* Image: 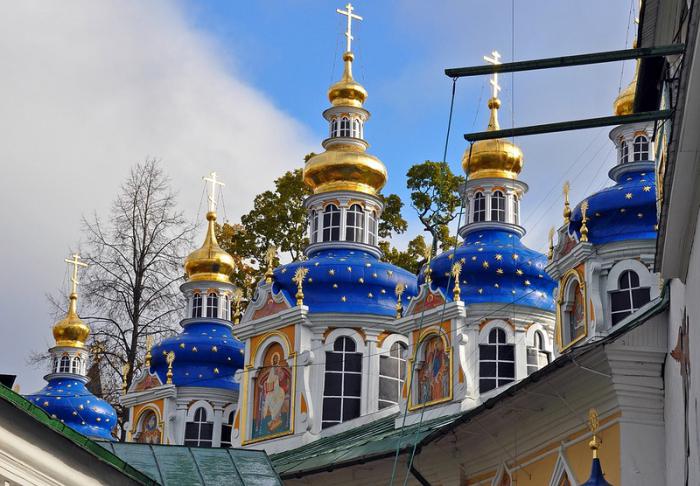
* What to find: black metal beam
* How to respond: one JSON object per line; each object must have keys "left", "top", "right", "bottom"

{"left": 464, "top": 110, "right": 672, "bottom": 142}
{"left": 445, "top": 44, "right": 685, "bottom": 78}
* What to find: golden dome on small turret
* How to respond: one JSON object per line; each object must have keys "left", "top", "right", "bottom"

{"left": 53, "top": 293, "right": 90, "bottom": 348}
{"left": 462, "top": 97, "right": 524, "bottom": 180}
{"left": 184, "top": 211, "right": 235, "bottom": 284}
{"left": 613, "top": 73, "right": 637, "bottom": 116}
{"left": 303, "top": 48, "right": 387, "bottom": 196}
{"left": 328, "top": 52, "right": 368, "bottom": 108}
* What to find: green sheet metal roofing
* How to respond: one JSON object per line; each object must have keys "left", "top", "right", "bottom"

{"left": 0, "top": 383, "right": 156, "bottom": 485}
{"left": 271, "top": 412, "right": 462, "bottom": 478}
{"left": 100, "top": 442, "right": 283, "bottom": 486}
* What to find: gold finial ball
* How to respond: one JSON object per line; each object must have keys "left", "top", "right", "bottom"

{"left": 463, "top": 137, "right": 524, "bottom": 181}
{"left": 303, "top": 150, "right": 387, "bottom": 195}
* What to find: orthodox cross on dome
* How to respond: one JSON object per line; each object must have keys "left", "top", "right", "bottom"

{"left": 483, "top": 50, "right": 502, "bottom": 99}
{"left": 203, "top": 171, "right": 225, "bottom": 213}
{"left": 337, "top": 3, "right": 363, "bottom": 53}
{"left": 64, "top": 254, "right": 88, "bottom": 295}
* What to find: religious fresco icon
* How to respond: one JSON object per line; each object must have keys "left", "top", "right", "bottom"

{"left": 136, "top": 410, "right": 161, "bottom": 444}
{"left": 252, "top": 343, "right": 292, "bottom": 440}
{"left": 416, "top": 335, "right": 450, "bottom": 405}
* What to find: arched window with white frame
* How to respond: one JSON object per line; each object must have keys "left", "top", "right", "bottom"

{"left": 184, "top": 407, "right": 213, "bottom": 447}
{"left": 379, "top": 342, "right": 407, "bottom": 409}
{"left": 479, "top": 328, "right": 514, "bottom": 392}
{"left": 527, "top": 331, "right": 550, "bottom": 375}
{"left": 322, "top": 336, "right": 362, "bottom": 429}
{"left": 473, "top": 192, "right": 486, "bottom": 222}
{"left": 620, "top": 139, "right": 629, "bottom": 164}
{"left": 491, "top": 191, "right": 506, "bottom": 222}
{"left": 331, "top": 119, "right": 338, "bottom": 137}
{"left": 322, "top": 204, "right": 341, "bottom": 241}
{"left": 310, "top": 210, "right": 319, "bottom": 243}
{"left": 52, "top": 357, "right": 58, "bottom": 373}
{"left": 206, "top": 292, "right": 218, "bottom": 318}
{"left": 220, "top": 408, "right": 235, "bottom": 448}
{"left": 339, "top": 117, "right": 351, "bottom": 137}
{"left": 221, "top": 295, "right": 230, "bottom": 320}
{"left": 352, "top": 119, "right": 360, "bottom": 138}
{"left": 192, "top": 292, "right": 202, "bottom": 318}
{"left": 367, "top": 210, "right": 377, "bottom": 246}
{"left": 610, "top": 270, "right": 651, "bottom": 325}
{"left": 345, "top": 204, "right": 365, "bottom": 242}
{"left": 71, "top": 356, "right": 82, "bottom": 374}
{"left": 59, "top": 355, "right": 71, "bottom": 373}
{"left": 633, "top": 135, "right": 649, "bottom": 161}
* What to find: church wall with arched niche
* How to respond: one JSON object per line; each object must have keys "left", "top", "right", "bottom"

{"left": 407, "top": 326, "right": 453, "bottom": 411}
{"left": 129, "top": 400, "right": 164, "bottom": 444}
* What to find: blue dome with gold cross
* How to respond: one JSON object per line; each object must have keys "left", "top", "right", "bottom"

{"left": 26, "top": 378, "right": 117, "bottom": 441}
{"left": 271, "top": 248, "right": 418, "bottom": 316}
{"left": 568, "top": 162, "right": 657, "bottom": 245}
{"left": 422, "top": 229, "right": 556, "bottom": 312}
{"left": 149, "top": 320, "right": 245, "bottom": 391}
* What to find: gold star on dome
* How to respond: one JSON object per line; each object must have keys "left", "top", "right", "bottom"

{"left": 525, "top": 280, "right": 531, "bottom": 286}
{"left": 621, "top": 208, "right": 626, "bottom": 213}
{"left": 625, "top": 193, "right": 633, "bottom": 199}
{"left": 496, "top": 268, "right": 504, "bottom": 274}
{"left": 472, "top": 256, "right": 477, "bottom": 261}
{"left": 512, "top": 254, "right": 519, "bottom": 260}
{"left": 341, "top": 296, "right": 347, "bottom": 302}
{"left": 314, "top": 262, "right": 319, "bottom": 266}
{"left": 516, "top": 269, "right": 523, "bottom": 275}
{"left": 638, "top": 213, "right": 644, "bottom": 218}
{"left": 643, "top": 186, "right": 652, "bottom": 192}
{"left": 368, "top": 292, "right": 373, "bottom": 298}
{"left": 494, "top": 283, "right": 500, "bottom": 288}
{"left": 358, "top": 277, "right": 364, "bottom": 283}
{"left": 365, "top": 263, "right": 371, "bottom": 267}
{"left": 482, "top": 261, "right": 489, "bottom": 269}
{"left": 448, "top": 254, "right": 454, "bottom": 260}
{"left": 328, "top": 269, "right": 335, "bottom": 276}
{"left": 214, "top": 368, "right": 219, "bottom": 374}
{"left": 308, "top": 277, "right": 313, "bottom": 283}
{"left": 372, "top": 272, "right": 378, "bottom": 278}
{"left": 179, "top": 343, "right": 185, "bottom": 349}
{"left": 347, "top": 266, "right": 352, "bottom": 272}
{"left": 381, "top": 289, "right": 386, "bottom": 294}
{"left": 495, "top": 254, "right": 503, "bottom": 261}
{"left": 333, "top": 283, "right": 338, "bottom": 288}
{"left": 478, "top": 288, "right": 483, "bottom": 294}
{"left": 387, "top": 270, "right": 394, "bottom": 277}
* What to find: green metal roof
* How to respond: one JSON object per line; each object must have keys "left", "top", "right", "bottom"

{"left": 271, "top": 413, "right": 462, "bottom": 479}
{"left": 100, "top": 442, "right": 283, "bottom": 486}
{"left": 0, "top": 384, "right": 156, "bottom": 485}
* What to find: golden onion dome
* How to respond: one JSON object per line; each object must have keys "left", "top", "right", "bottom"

{"left": 184, "top": 211, "right": 235, "bottom": 284}
{"left": 52, "top": 293, "right": 90, "bottom": 348}
{"left": 462, "top": 97, "right": 524, "bottom": 180}
{"left": 328, "top": 52, "right": 367, "bottom": 108}
{"left": 304, "top": 143, "right": 387, "bottom": 195}
{"left": 613, "top": 74, "right": 637, "bottom": 116}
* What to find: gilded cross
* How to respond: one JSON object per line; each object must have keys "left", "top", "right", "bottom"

{"left": 64, "top": 254, "right": 88, "bottom": 295}
{"left": 202, "top": 171, "right": 225, "bottom": 213}
{"left": 337, "top": 3, "right": 363, "bottom": 53}
{"left": 483, "top": 50, "right": 502, "bottom": 99}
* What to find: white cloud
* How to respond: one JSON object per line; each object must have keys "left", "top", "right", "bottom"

{"left": 0, "top": 1, "right": 314, "bottom": 392}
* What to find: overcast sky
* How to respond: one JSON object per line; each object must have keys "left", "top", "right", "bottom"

{"left": 0, "top": 1, "right": 636, "bottom": 393}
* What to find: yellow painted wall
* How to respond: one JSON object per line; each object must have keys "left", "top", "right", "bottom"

{"left": 467, "top": 421, "right": 620, "bottom": 485}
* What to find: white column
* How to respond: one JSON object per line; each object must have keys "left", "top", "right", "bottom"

{"left": 514, "top": 327, "right": 528, "bottom": 381}
{"left": 212, "top": 405, "right": 224, "bottom": 447}
{"left": 364, "top": 331, "right": 380, "bottom": 415}
{"left": 309, "top": 331, "right": 325, "bottom": 434}
{"left": 485, "top": 190, "right": 492, "bottom": 221}
{"left": 339, "top": 207, "right": 347, "bottom": 242}
{"left": 506, "top": 193, "right": 514, "bottom": 224}
{"left": 175, "top": 402, "right": 188, "bottom": 445}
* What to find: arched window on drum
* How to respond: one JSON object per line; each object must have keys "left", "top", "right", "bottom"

{"left": 479, "top": 328, "right": 514, "bottom": 392}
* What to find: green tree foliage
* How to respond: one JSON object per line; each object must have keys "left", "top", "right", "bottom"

{"left": 379, "top": 235, "right": 428, "bottom": 274}
{"left": 406, "top": 161, "right": 465, "bottom": 255}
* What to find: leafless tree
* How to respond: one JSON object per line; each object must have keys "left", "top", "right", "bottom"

{"left": 80, "top": 158, "right": 192, "bottom": 437}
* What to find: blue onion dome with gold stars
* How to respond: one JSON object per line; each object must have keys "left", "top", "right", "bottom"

{"left": 26, "top": 379, "right": 117, "bottom": 441}
{"left": 149, "top": 322, "right": 244, "bottom": 390}
{"left": 568, "top": 70, "right": 657, "bottom": 245}
{"left": 568, "top": 165, "right": 656, "bottom": 245}
{"left": 149, "top": 200, "right": 244, "bottom": 391}
{"left": 271, "top": 249, "right": 418, "bottom": 316}
{"left": 421, "top": 53, "right": 555, "bottom": 312}
{"left": 420, "top": 230, "right": 556, "bottom": 311}
{"left": 26, "top": 255, "right": 117, "bottom": 441}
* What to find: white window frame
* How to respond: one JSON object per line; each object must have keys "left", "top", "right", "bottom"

{"left": 491, "top": 190, "right": 506, "bottom": 222}
{"left": 633, "top": 135, "right": 649, "bottom": 161}
{"left": 473, "top": 192, "right": 486, "bottom": 222}
{"left": 345, "top": 204, "right": 365, "bottom": 243}
{"left": 322, "top": 204, "right": 341, "bottom": 242}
